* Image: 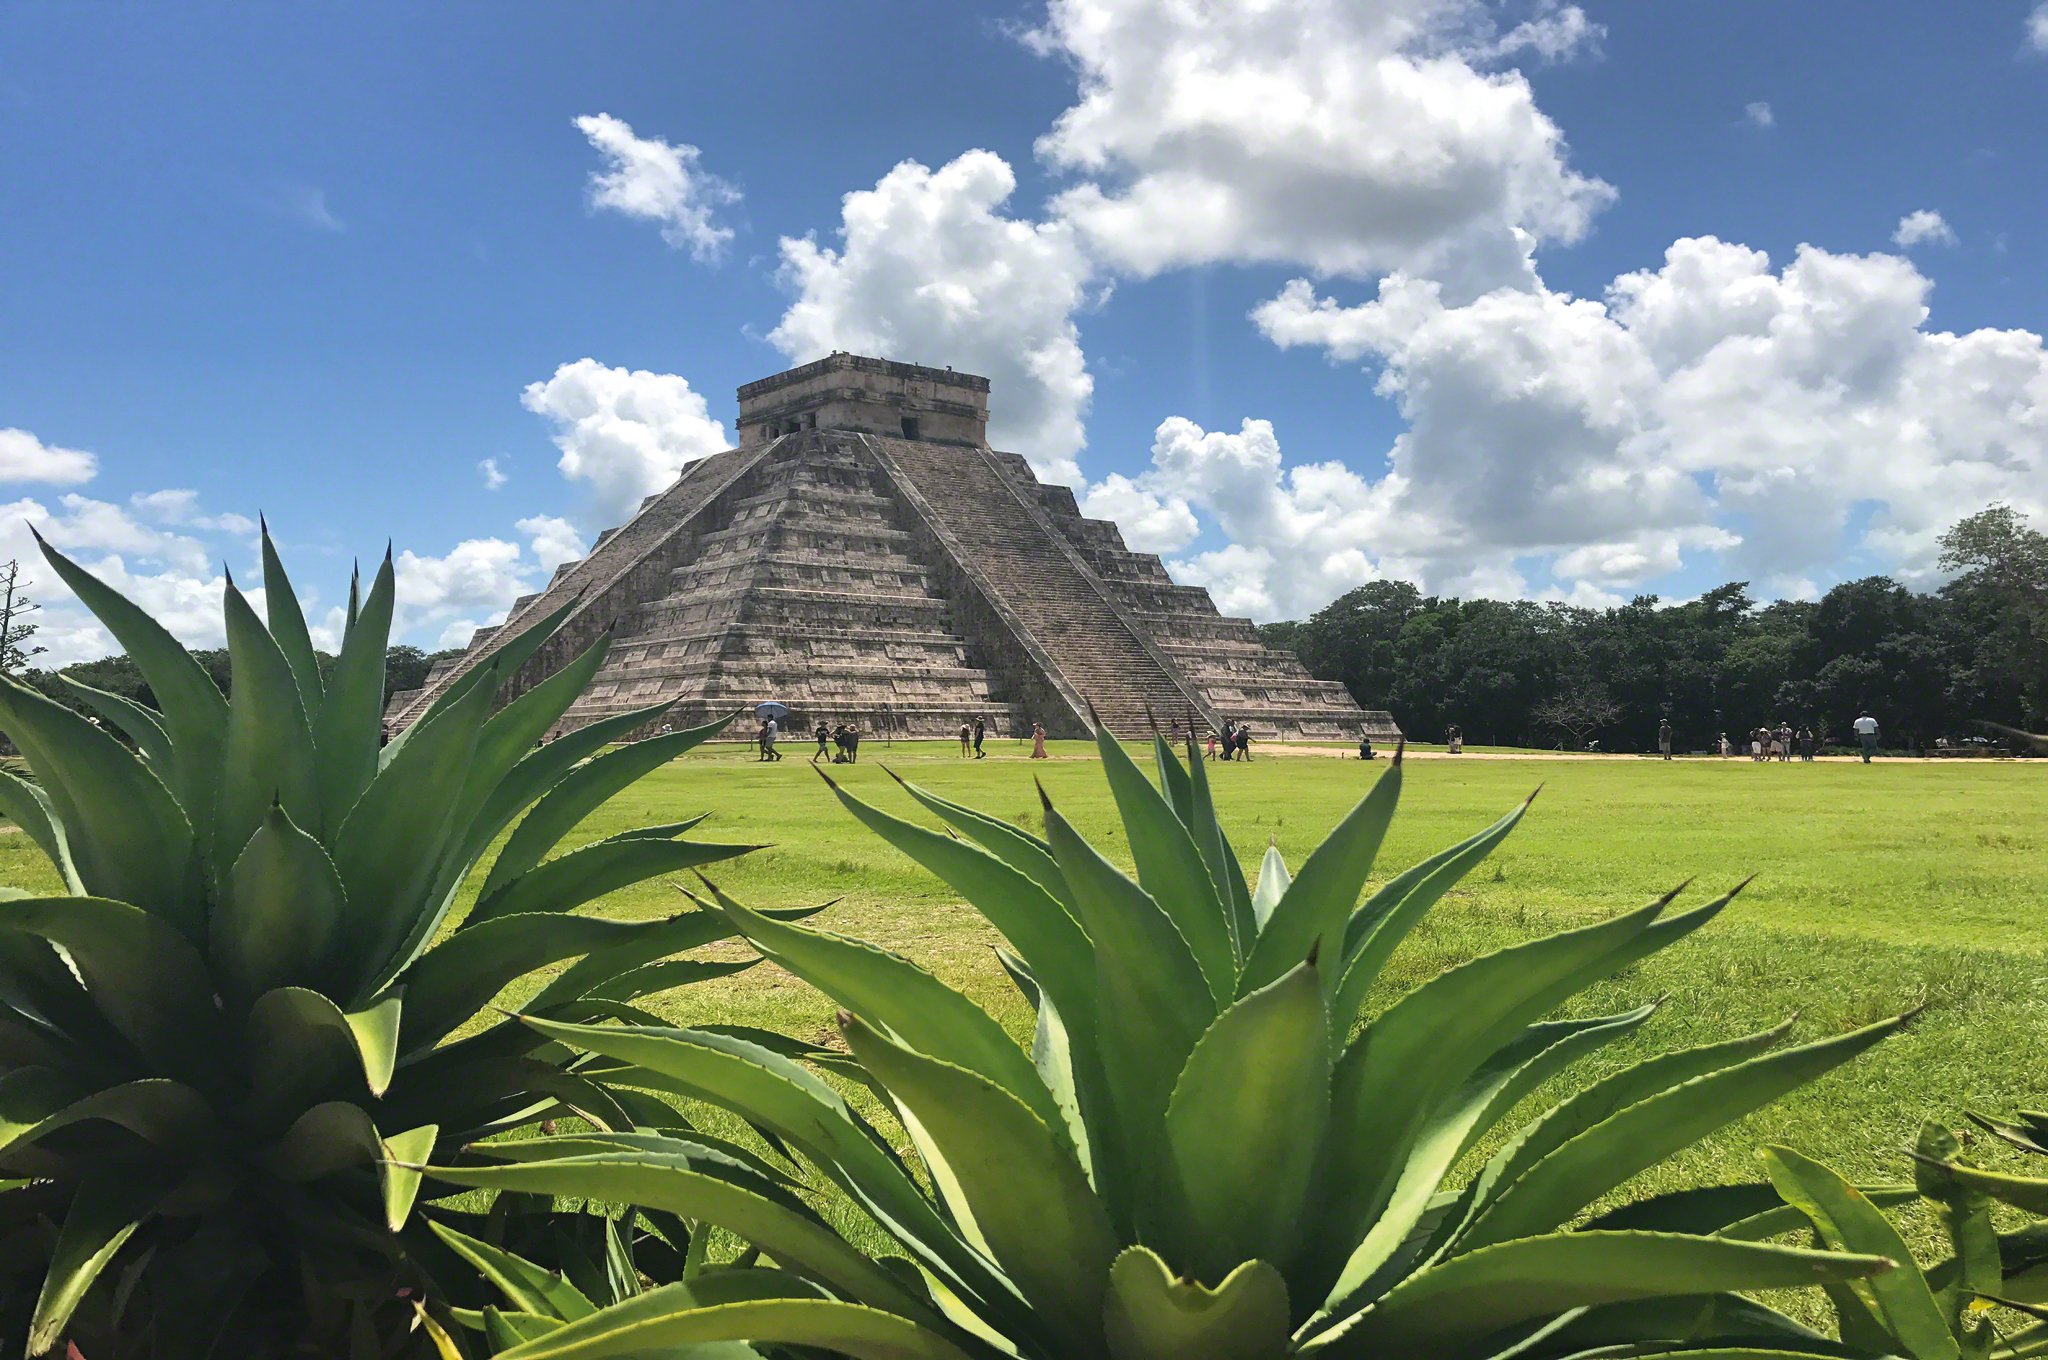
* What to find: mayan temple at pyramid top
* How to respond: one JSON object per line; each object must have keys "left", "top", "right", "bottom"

{"left": 385, "top": 353, "right": 1394, "bottom": 743}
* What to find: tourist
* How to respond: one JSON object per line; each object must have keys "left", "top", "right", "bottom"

{"left": 1236, "top": 723, "right": 1252, "bottom": 762}
{"left": 1775, "top": 721, "right": 1793, "bottom": 762}
{"left": 1717, "top": 731, "right": 1730, "bottom": 758}
{"left": 813, "top": 722, "right": 830, "bottom": 764}
{"left": 958, "top": 723, "right": 972, "bottom": 757}
{"left": 844, "top": 723, "right": 860, "bottom": 764}
{"left": 1797, "top": 726, "right": 1816, "bottom": 761}
{"left": 765, "top": 716, "right": 783, "bottom": 762}
{"left": 1853, "top": 711, "right": 1880, "bottom": 763}
{"left": 1220, "top": 720, "right": 1236, "bottom": 760}
{"left": 1657, "top": 719, "right": 1673, "bottom": 761}
{"left": 1447, "top": 724, "right": 1463, "bottom": 754}
{"left": 1765, "top": 725, "right": 1783, "bottom": 761}
{"left": 1359, "top": 731, "right": 1375, "bottom": 760}
{"left": 973, "top": 717, "right": 987, "bottom": 759}
{"left": 1030, "top": 722, "right": 1048, "bottom": 759}
{"left": 1205, "top": 728, "right": 1219, "bottom": 760}
{"left": 1751, "top": 727, "right": 1766, "bottom": 761}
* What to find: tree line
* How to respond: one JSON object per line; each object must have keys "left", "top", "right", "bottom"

{"left": 1258, "top": 506, "right": 2048, "bottom": 752}
{"left": 17, "top": 643, "right": 465, "bottom": 715}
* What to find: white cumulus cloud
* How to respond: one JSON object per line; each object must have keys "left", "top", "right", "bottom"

{"left": 516, "top": 514, "right": 587, "bottom": 572}
{"left": 521, "top": 358, "right": 731, "bottom": 525}
{"left": 1030, "top": 0, "right": 1612, "bottom": 295}
{"left": 1892, "top": 208, "right": 1957, "bottom": 249}
{"left": 1743, "top": 101, "right": 1775, "bottom": 129}
{"left": 2029, "top": 2, "right": 2048, "bottom": 53}
{"left": 769, "top": 150, "right": 1097, "bottom": 482}
{"left": 0, "top": 429, "right": 98, "bottom": 484}
{"left": 574, "top": 112, "right": 740, "bottom": 263}
{"left": 1238, "top": 234, "right": 2048, "bottom": 613}
{"left": 478, "top": 457, "right": 507, "bottom": 490}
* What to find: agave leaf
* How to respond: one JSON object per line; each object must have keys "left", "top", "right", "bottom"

{"left": 0, "top": 766, "right": 81, "bottom": 892}
{"left": 0, "top": 1071, "right": 213, "bottom": 1167}
{"left": 218, "top": 576, "right": 323, "bottom": 868}
{"left": 1332, "top": 793, "right": 1534, "bottom": 1028}
{"left": 1162, "top": 961, "right": 1329, "bottom": 1285}
{"left": 1760, "top": 1144, "right": 1958, "bottom": 1360}
{"left": 415, "top": 1303, "right": 472, "bottom": 1360}
{"left": 330, "top": 665, "right": 496, "bottom": 998}
{"left": 1096, "top": 727, "right": 1235, "bottom": 1005}
{"left": 1323, "top": 1004, "right": 1660, "bottom": 1316}
{"left": 1181, "top": 730, "right": 1255, "bottom": 951}
{"left": 28, "top": 1171, "right": 170, "bottom": 1356}
{"left": 216, "top": 802, "right": 348, "bottom": 1001}
{"left": 310, "top": 549, "right": 394, "bottom": 835}
{"left": 1915, "top": 1121, "right": 1999, "bottom": 1330}
{"left": 1043, "top": 795, "right": 1215, "bottom": 1237}
{"left": 1152, "top": 733, "right": 1195, "bottom": 827}
{"left": 1320, "top": 1231, "right": 1893, "bottom": 1355}
{"left": 841, "top": 1013, "right": 1116, "bottom": 1358}
{"left": 1308, "top": 895, "right": 1670, "bottom": 1293}
{"left": 511, "top": 1016, "right": 1027, "bottom": 1335}
{"left": 1104, "top": 1246, "right": 1290, "bottom": 1360}
{"left": 0, "top": 934, "right": 119, "bottom": 1058}
{"left": 704, "top": 882, "right": 1070, "bottom": 1147}
{"left": 424, "top": 1151, "right": 941, "bottom": 1328}
{"left": 480, "top": 711, "right": 737, "bottom": 900}
{"left": 391, "top": 591, "right": 583, "bottom": 764}
{"left": 1580, "top": 1180, "right": 1919, "bottom": 1239}
{"left": 885, "top": 769, "right": 1068, "bottom": 904}
{"left": 259, "top": 1102, "right": 437, "bottom": 1230}
{"left": 398, "top": 913, "right": 711, "bottom": 1050}
{"left": 245, "top": 987, "right": 403, "bottom": 1122}
{"left": 486, "top": 1306, "right": 566, "bottom": 1348}
{"left": 440, "top": 630, "right": 624, "bottom": 852}
{"left": 34, "top": 533, "right": 228, "bottom": 859}
{"left": 0, "top": 676, "right": 198, "bottom": 936}
{"left": 1914, "top": 1160, "right": 2048, "bottom": 1216}
{"left": 520, "top": 904, "right": 804, "bottom": 1019}
{"left": 0, "top": 895, "right": 218, "bottom": 1076}
{"left": 464, "top": 835, "right": 759, "bottom": 929}
{"left": 50, "top": 674, "right": 172, "bottom": 770}
{"left": 488, "top": 1273, "right": 971, "bottom": 1360}
{"left": 1239, "top": 761, "right": 1401, "bottom": 1000}
{"left": 821, "top": 773, "right": 1093, "bottom": 1034}
{"left": 471, "top": 1130, "right": 807, "bottom": 1194}
{"left": 1251, "top": 843, "right": 1290, "bottom": 930}
{"left": 582, "top": 956, "right": 756, "bottom": 1004}
{"left": 1456, "top": 1013, "right": 1910, "bottom": 1253}
{"left": 1461, "top": 1018, "right": 1795, "bottom": 1238}
{"left": 427, "top": 1218, "right": 598, "bottom": 1321}
{"left": 260, "top": 522, "right": 325, "bottom": 714}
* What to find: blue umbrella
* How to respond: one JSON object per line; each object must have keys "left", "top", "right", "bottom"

{"left": 755, "top": 701, "right": 791, "bottom": 721}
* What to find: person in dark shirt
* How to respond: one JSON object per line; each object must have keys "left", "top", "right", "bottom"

{"left": 972, "top": 717, "right": 987, "bottom": 759}
{"left": 813, "top": 722, "right": 831, "bottom": 764}
{"left": 1235, "top": 723, "right": 1252, "bottom": 762}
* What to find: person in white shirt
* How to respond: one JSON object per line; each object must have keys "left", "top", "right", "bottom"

{"left": 1852, "top": 712, "right": 1879, "bottom": 763}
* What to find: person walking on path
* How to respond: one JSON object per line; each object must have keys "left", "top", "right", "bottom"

{"left": 1853, "top": 711, "right": 1880, "bottom": 763}
{"left": 1658, "top": 720, "right": 1673, "bottom": 760}
{"left": 1717, "top": 732, "right": 1730, "bottom": 758}
{"left": 1235, "top": 723, "right": 1253, "bottom": 762}
{"left": 813, "top": 722, "right": 831, "bottom": 764}
{"left": 763, "top": 717, "right": 783, "bottom": 762}
{"left": 973, "top": 717, "right": 987, "bottom": 759}
{"left": 1030, "top": 722, "right": 1048, "bottom": 759}
{"left": 1219, "top": 721, "right": 1234, "bottom": 761}
{"left": 958, "top": 723, "right": 972, "bottom": 758}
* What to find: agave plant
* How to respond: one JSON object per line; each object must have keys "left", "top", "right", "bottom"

{"left": 1748, "top": 1120, "right": 2048, "bottom": 1358}
{"left": 424, "top": 731, "right": 1911, "bottom": 1359}
{"left": 0, "top": 530, "right": 773, "bottom": 1357}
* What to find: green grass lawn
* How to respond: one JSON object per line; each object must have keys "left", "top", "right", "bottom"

{"left": 3, "top": 737, "right": 2041, "bottom": 1295}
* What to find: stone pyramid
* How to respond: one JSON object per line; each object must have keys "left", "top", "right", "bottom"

{"left": 385, "top": 355, "right": 1394, "bottom": 743}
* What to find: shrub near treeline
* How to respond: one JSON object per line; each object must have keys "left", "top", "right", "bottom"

{"left": 1262, "top": 505, "right": 2048, "bottom": 750}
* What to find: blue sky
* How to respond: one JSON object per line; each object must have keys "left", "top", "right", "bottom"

{"left": 3, "top": 1, "right": 2045, "bottom": 662}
